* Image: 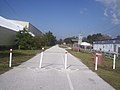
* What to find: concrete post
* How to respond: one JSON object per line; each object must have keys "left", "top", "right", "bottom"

{"left": 65, "top": 51, "right": 67, "bottom": 69}
{"left": 113, "top": 54, "right": 116, "bottom": 69}
{"left": 95, "top": 56, "right": 98, "bottom": 70}
{"left": 9, "top": 49, "right": 12, "bottom": 67}
{"left": 39, "top": 48, "right": 44, "bottom": 68}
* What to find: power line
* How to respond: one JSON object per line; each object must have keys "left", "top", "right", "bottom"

{"left": 3, "top": 0, "right": 25, "bottom": 20}
{"left": 4, "top": 0, "right": 18, "bottom": 16}
{"left": 101, "top": 24, "right": 120, "bottom": 33}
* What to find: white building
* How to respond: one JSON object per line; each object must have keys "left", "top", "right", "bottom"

{"left": 0, "top": 16, "right": 42, "bottom": 46}
{"left": 93, "top": 39, "right": 120, "bottom": 54}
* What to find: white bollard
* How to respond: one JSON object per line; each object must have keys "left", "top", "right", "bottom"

{"left": 39, "top": 48, "right": 44, "bottom": 68}
{"left": 65, "top": 51, "right": 67, "bottom": 69}
{"left": 9, "top": 49, "right": 12, "bottom": 67}
{"left": 113, "top": 54, "right": 116, "bottom": 69}
{"left": 95, "top": 56, "right": 98, "bottom": 70}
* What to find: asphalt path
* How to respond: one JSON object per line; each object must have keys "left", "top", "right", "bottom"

{"left": 0, "top": 45, "right": 115, "bottom": 90}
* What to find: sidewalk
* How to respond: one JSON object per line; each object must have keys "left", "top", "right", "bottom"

{"left": 0, "top": 45, "right": 115, "bottom": 90}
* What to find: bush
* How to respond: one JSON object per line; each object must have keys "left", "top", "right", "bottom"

{"left": 16, "top": 29, "right": 34, "bottom": 50}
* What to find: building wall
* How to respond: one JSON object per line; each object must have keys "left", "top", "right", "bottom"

{"left": 116, "top": 44, "right": 120, "bottom": 53}
{"left": 93, "top": 43, "right": 120, "bottom": 53}
{"left": 0, "top": 16, "right": 42, "bottom": 46}
{"left": 29, "top": 23, "right": 42, "bottom": 36}
{"left": 0, "top": 26, "right": 16, "bottom": 46}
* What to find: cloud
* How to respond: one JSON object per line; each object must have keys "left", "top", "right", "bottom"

{"left": 104, "top": 8, "right": 108, "bottom": 16}
{"left": 80, "top": 8, "right": 88, "bottom": 15}
{"left": 96, "top": 0, "right": 120, "bottom": 24}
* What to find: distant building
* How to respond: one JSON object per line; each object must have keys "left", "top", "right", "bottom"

{"left": 93, "top": 38, "right": 120, "bottom": 54}
{"left": 0, "top": 16, "right": 42, "bottom": 46}
{"left": 71, "top": 38, "right": 79, "bottom": 51}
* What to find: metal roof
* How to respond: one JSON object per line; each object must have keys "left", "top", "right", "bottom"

{"left": 0, "top": 16, "right": 23, "bottom": 31}
{"left": 93, "top": 39, "right": 120, "bottom": 44}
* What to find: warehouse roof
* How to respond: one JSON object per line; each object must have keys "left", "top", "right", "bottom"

{"left": 0, "top": 16, "right": 23, "bottom": 31}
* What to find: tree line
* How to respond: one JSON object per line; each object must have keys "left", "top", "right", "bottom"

{"left": 59, "top": 33, "right": 112, "bottom": 44}
{"left": 83, "top": 33, "right": 112, "bottom": 43}
{"left": 16, "top": 28, "right": 57, "bottom": 50}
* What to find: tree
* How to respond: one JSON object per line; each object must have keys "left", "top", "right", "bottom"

{"left": 64, "top": 36, "right": 77, "bottom": 44}
{"left": 44, "top": 31, "right": 57, "bottom": 46}
{"left": 16, "top": 29, "right": 57, "bottom": 49}
{"left": 64, "top": 38, "right": 72, "bottom": 44}
{"left": 57, "top": 39, "right": 63, "bottom": 44}
{"left": 82, "top": 37, "right": 87, "bottom": 42}
{"left": 87, "top": 33, "right": 111, "bottom": 43}
{"left": 16, "top": 28, "right": 34, "bottom": 49}
{"left": 33, "top": 35, "right": 47, "bottom": 49}
{"left": 117, "top": 35, "right": 120, "bottom": 39}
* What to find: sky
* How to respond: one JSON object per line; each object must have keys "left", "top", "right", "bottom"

{"left": 0, "top": 0, "right": 120, "bottom": 39}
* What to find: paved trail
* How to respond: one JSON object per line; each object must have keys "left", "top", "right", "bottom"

{"left": 0, "top": 45, "right": 115, "bottom": 90}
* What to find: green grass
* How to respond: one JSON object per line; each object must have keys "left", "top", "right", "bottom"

{"left": 59, "top": 44, "right": 69, "bottom": 48}
{"left": 67, "top": 49, "right": 120, "bottom": 90}
{"left": 0, "top": 49, "right": 40, "bottom": 74}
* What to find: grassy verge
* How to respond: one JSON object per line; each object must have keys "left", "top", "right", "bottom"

{"left": 59, "top": 44, "right": 69, "bottom": 48}
{"left": 67, "top": 49, "right": 120, "bottom": 90}
{"left": 0, "top": 50, "right": 40, "bottom": 74}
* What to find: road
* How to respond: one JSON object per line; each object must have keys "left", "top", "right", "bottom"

{"left": 0, "top": 45, "right": 115, "bottom": 90}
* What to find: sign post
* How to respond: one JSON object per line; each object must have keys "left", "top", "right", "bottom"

{"left": 9, "top": 49, "right": 12, "bottom": 67}
{"left": 113, "top": 54, "right": 116, "bottom": 69}
{"left": 95, "top": 55, "right": 98, "bottom": 70}
{"left": 65, "top": 51, "right": 67, "bottom": 69}
{"left": 39, "top": 48, "right": 44, "bottom": 68}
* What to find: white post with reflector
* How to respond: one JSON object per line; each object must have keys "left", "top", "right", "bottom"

{"left": 95, "top": 55, "right": 98, "bottom": 70}
{"left": 113, "top": 54, "right": 116, "bottom": 69}
{"left": 39, "top": 48, "right": 44, "bottom": 68}
{"left": 65, "top": 51, "right": 68, "bottom": 69}
{"left": 9, "top": 49, "right": 12, "bottom": 67}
